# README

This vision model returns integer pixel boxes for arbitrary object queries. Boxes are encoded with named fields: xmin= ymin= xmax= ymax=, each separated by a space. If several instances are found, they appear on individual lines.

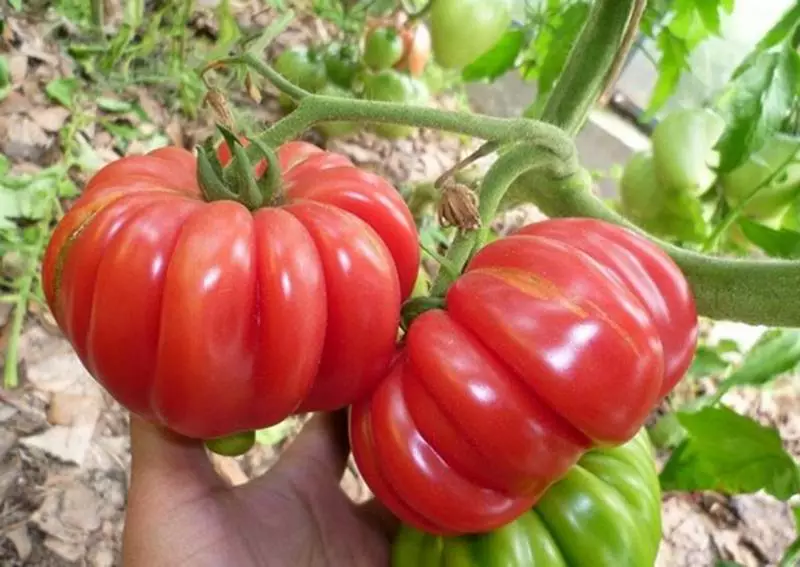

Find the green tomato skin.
xmin=315 ymin=84 xmax=358 ymax=138
xmin=652 ymin=108 xmax=725 ymax=196
xmin=721 ymin=133 xmax=800 ymax=221
xmin=324 ymin=43 xmax=361 ymax=88
xmin=273 ymin=46 xmax=327 ymax=94
xmin=620 ymin=151 xmax=664 ymax=222
xmin=429 ymin=0 xmax=513 ymax=70
xmin=620 ymin=150 xmax=709 ymax=243
xmin=363 ymin=28 xmax=405 ymax=71
xmin=362 ymin=70 xmax=429 ymax=138
xmin=392 ymin=430 xmax=661 ymax=567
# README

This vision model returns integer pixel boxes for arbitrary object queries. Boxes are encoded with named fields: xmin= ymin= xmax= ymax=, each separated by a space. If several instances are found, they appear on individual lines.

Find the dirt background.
xmin=0 ymin=4 xmax=798 ymax=566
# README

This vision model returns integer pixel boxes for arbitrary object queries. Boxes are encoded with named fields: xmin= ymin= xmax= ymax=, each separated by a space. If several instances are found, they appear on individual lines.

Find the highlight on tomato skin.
xmin=42 ymin=141 xmax=420 ymax=441
xmin=349 ymin=217 xmax=698 ymax=536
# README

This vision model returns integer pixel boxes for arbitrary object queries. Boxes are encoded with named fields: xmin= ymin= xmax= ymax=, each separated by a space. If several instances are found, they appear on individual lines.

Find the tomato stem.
xmin=430 ymin=142 xmax=580 ymax=295
xmin=528 ymin=0 xmax=639 ymax=135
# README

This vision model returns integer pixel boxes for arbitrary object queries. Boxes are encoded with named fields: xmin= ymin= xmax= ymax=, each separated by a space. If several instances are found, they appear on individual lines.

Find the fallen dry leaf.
xmin=21 ymin=419 xmax=99 ymax=466
xmin=0 ymin=114 xmax=52 ymax=162
xmin=47 ymin=392 xmax=101 ymax=427
xmin=29 ymin=105 xmax=71 ymax=133
xmin=6 ymin=525 xmax=32 ymax=562
xmin=9 ymin=53 xmax=28 ymax=85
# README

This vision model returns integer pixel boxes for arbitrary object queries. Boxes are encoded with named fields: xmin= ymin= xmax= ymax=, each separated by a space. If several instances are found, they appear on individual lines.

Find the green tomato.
xmin=273 ymin=46 xmax=327 ymax=95
xmin=721 ymin=133 xmax=800 ymax=221
xmin=651 ymin=108 xmax=725 ymax=196
xmin=393 ymin=430 xmax=661 ymax=567
xmin=362 ymin=70 xmax=429 ymax=138
xmin=363 ymin=27 xmax=404 ymax=71
xmin=324 ymin=42 xmax=361 ymax=89
xmin=429 ymin=0 xmax=513 ymax=70
xmin=620 ymin=150 xmax=664 ymax=222
xmin=315 ymin=84 xmax=359 ymax=139
xmin=620 ymin=150 xmax=709 ymax=243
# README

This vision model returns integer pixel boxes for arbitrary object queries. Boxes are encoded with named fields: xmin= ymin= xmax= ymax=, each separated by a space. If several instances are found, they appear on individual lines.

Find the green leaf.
xmin=535 ymin=2 xmax=590 ymax=99
xmin=716 ymin=328 xmax=800 ymax=392
xmin=779 ymin=534 xmax=800 ymax=567
xmin=644 ymin=32 xmax=690 ymax=118
xmin=97 ymin=97 xmax=134 ymax=113
xmin=462 ymin=29 xmax=525 ymax=83
xmin=643 ymin=0 xmax=729 ymax=117
xmin=732 ymin=1 xmax=800 ymax=79
xmin=45 ymin=78 xmax=79 ymax=108
xmin=688 ymin=344 xmax=732 ymax=378
xmin=659 ymin=406 xmax=800 ymax=500
xmin=716 ymin=46 xmax=799 ymax=173
xmin=739 ymin=217 xmax=800 ymax=258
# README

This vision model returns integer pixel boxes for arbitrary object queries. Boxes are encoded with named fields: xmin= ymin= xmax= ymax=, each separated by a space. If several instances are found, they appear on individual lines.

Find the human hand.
xmin=121 ymin=412 xmax=397 ymax=567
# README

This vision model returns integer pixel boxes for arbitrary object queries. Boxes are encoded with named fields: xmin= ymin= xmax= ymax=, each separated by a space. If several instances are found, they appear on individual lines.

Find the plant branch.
xmin=536 ymin=0 xmax=639 ymax=134
xmin=256 ymin=95 xmax=576 ymax=155
xmin=521 ymin=167 xmax=800 ymax=327
xmin=430 ymin=142 xmax=582 ymax=295
xmin=599 ymin=0 xmax=648 ymax=105
xmin=237 ymin=52 xmax=312 ymax=102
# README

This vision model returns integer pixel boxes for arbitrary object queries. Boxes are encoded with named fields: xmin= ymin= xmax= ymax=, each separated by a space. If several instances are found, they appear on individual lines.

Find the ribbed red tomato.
xmin=350 ymin=218 xmax=697 ymax=535
xmin=42 ymin=141 xmax=419 ymax=440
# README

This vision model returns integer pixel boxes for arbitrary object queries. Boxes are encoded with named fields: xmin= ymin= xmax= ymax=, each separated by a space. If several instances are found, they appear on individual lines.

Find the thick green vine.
xmin=209 ymin=0 xmax=800 ymax=328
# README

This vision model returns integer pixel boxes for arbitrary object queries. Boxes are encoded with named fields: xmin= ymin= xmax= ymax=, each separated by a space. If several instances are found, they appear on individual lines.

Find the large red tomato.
xmin=350 ymin=218 xmax=697 ymax=535
xmin=42 ymin=141 xmax=419 ymax=440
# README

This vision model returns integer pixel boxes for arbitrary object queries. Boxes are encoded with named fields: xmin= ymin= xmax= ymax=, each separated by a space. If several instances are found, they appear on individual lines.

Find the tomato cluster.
xmin=42 ymin=142 xmax=419 ymax=440
xmin=350 ymin=218 xmax=697 ymax=535
xmin=272 ymin=16 xmax=432 ymax=140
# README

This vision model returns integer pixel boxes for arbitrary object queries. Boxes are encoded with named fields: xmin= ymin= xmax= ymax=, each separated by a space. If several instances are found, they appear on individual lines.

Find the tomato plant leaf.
xmin=739 ymin=218 xmax=800 ymax=258
xmin=642 ymin=0 xmax=731 ymax=118
xmin=660 ymin=406 xmax=800 ymax=500
xmin=716 ymin=45 xmax=800 ymax=173
xmin=687 ymin=344 xmax=732 ymax=379
xmin=45 ymin=78 xmax=79 ymax=108
xmin=711 ymin=329 xmax=800 ymax=402
xmin=537 ymin=2 xmax=590 ymax=96
xmin=779 ymin=534 xmax=800 ymax=567
xmin=462 ymin=29 xmax=525 ymax=83
xmin=732 ymin=1 xmax=800 ymax=80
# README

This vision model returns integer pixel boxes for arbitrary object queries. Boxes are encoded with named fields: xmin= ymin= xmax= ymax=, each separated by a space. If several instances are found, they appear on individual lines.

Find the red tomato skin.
xmin=395 ymin=23 xmax=431 ymax=77
xmin=350 ymin=218 xmax=697 ymax=535
xmin=43 ymin=143 xmax=419 ymax=439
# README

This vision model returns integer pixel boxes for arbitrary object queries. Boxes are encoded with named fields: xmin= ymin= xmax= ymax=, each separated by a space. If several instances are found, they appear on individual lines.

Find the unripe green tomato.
xmin=652 ymin=108 xmax=725 ymax=196
xmin=619 ymin=154 xmax=708 ymax=244
xmin=362 ymin=70 xmax=429 ymax=139
xmin=363 ymin=27 xmax=405 ymax=71
xmin=721 ymin=133 xmax=800 ymax=221
xmin=429 ymin=0 xmax=513 ymax=70
xmin=620 ymin=150 xmax=664 ymax=222
xmin=324 ymin=42 xmax=361 ymax=89
xmin=315 ymin=84 xmax=359 ymax=138
xmin=273 ymin=46 xmax=327 ymax=94
xmin=392 ymin=430 xmax=661 ymax=567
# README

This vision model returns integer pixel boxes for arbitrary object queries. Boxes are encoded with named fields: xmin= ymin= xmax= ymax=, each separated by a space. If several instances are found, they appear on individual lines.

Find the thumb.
xmin=128 ymin=414 xmax=224 ymax=501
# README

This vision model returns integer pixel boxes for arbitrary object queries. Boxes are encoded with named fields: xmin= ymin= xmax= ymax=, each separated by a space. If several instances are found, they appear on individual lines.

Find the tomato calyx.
xmin=197 ymin=128 xmax=284 ymax=210
xmin=400 ymin=295 xmax=445 ymax=331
